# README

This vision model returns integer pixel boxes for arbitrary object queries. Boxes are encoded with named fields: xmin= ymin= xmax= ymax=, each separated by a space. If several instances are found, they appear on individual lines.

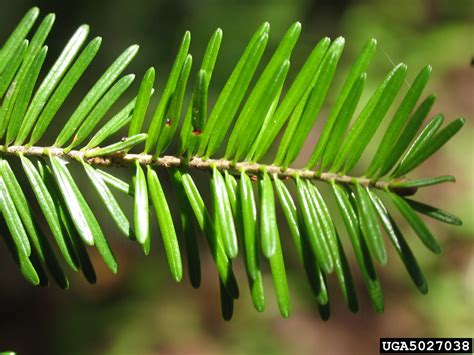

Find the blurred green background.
xmin=0 ymin=0 xmax=472 ymax=354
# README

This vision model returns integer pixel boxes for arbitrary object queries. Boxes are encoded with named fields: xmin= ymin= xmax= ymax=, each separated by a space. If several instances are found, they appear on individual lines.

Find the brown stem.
xmin=0 ymin=144 xmax=415 ymax=193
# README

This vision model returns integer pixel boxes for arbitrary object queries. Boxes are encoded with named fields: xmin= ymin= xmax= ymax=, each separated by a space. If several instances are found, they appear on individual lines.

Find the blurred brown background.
xmin=0 ymin=0 xmax=473 ymax=354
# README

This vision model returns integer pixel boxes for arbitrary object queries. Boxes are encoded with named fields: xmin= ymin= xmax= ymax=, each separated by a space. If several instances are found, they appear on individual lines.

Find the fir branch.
xmin=0 ymin=7 xmax=465 ymax=321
